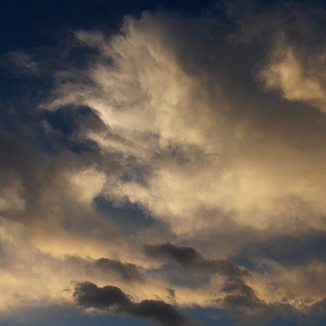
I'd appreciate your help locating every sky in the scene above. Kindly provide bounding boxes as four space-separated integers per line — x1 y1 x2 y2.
1 0 326 325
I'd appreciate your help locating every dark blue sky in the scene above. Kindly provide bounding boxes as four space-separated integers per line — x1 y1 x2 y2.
0 0 215 53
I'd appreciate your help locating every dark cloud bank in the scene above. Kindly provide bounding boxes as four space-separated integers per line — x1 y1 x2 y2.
74 281 201 326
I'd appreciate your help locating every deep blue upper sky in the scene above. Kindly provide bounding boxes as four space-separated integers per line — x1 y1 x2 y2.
2 0 324 54
0 0 216 53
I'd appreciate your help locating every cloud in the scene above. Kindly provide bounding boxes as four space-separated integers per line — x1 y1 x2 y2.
233 230 326 268
74 282 130 308
73 281 201 326
66 255 145 282
144 242 248 277
1 2 326 326
95 258 144 282
52 10 326 239
221 277 265 311
1 50 39 76
308 297 326 315
233 1 326 112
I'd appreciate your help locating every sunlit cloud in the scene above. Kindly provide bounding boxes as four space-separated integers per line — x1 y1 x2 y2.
1 1 326 326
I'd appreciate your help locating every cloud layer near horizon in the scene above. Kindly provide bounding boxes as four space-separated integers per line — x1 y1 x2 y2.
1 2 326 325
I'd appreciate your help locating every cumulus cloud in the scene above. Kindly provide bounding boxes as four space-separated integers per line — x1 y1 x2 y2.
42 10 326 240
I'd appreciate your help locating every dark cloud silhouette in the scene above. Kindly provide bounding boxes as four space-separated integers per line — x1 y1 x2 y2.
74 282 130 309
144 243 248 277
74 281 201 326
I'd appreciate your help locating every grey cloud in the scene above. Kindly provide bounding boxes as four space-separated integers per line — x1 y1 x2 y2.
219 277 293 326
221 277 264 309
144 243 248 277
37 105 104 154
96 258 143 282
166 288 177 303
144 243 304 324
233 230 326 268
129 299 197 326
230 0 326 44
74 282 130 309
307 297 326 315
74 281 201 326
1 50 39 76
94 196 154 230
65 255 144 283
232 1 326 112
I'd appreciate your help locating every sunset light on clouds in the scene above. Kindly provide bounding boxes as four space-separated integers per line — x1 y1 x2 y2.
1 1 326 325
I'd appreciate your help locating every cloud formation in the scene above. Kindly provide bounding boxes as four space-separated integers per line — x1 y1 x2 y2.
144 242 248 276
74 281 201 326
1 1 326 325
